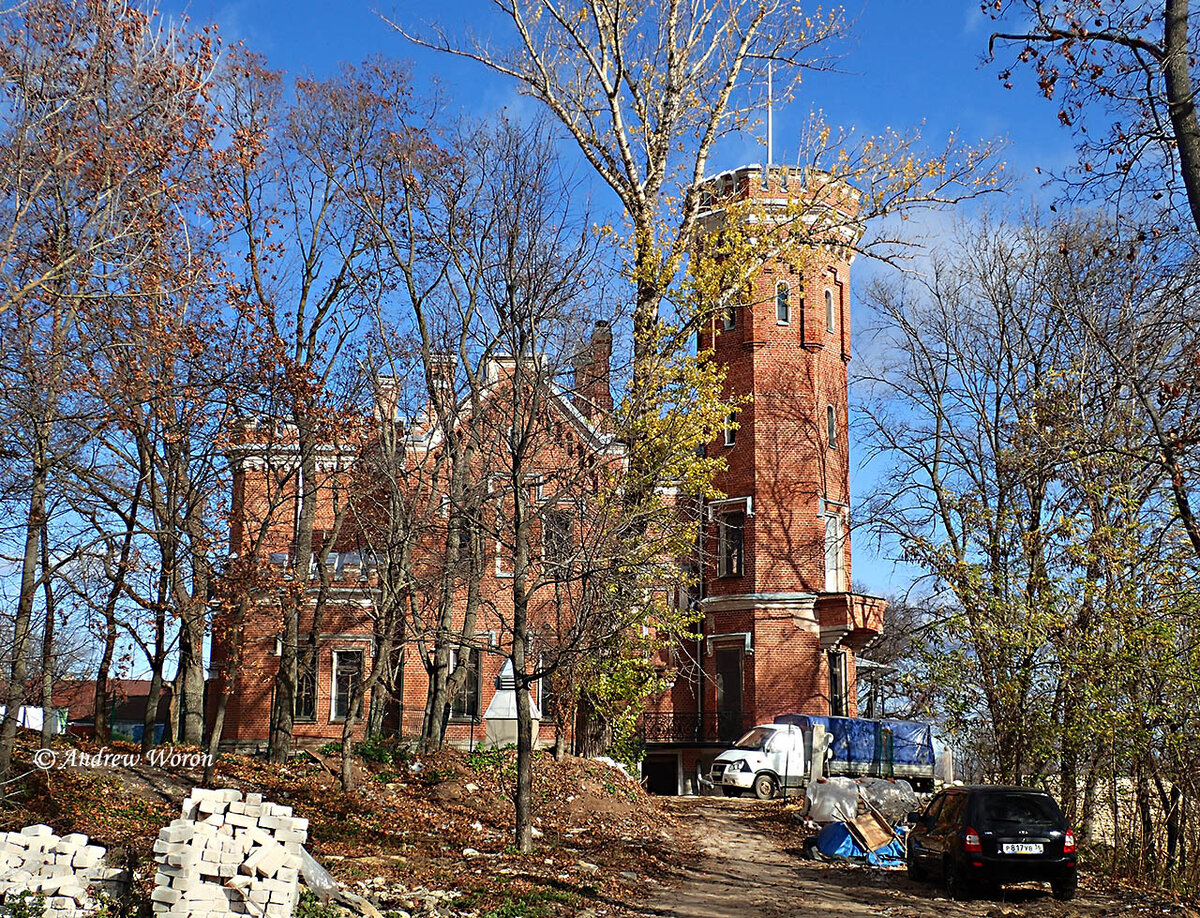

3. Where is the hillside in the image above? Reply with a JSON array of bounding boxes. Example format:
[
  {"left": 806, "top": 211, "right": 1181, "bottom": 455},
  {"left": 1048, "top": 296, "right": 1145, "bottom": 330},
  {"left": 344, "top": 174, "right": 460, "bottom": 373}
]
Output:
[{"left": 0, "top": 734, "right": 692, "bottom": 917}]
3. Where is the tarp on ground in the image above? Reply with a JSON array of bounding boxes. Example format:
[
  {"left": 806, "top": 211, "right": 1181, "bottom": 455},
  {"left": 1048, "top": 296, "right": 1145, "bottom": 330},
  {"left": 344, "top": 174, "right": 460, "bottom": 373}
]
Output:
[{"left": 814, "top": 822, "right": 906, "bottom": 867}]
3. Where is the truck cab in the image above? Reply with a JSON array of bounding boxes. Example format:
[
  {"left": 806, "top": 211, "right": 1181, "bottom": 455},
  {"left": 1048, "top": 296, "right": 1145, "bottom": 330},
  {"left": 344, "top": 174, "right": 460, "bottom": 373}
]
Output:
[{"left": 709, "top": 723, "right": 807, "bottom": 799}]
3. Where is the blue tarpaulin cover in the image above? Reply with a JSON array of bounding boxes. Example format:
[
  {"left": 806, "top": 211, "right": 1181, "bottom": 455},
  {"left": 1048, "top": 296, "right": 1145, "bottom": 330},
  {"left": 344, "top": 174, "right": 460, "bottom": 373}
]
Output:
[
  {"left": 773, "top": 713, "right": 934, "bottom": 778},
  {"left": 814, "top": 823, "right": 906, "bottom": 867}
]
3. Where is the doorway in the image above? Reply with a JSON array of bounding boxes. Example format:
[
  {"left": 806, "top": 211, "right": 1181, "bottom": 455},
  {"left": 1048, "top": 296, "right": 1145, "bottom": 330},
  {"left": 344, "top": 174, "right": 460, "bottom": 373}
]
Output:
[{"left": 715, "top": 646, "right": 744, "bottom": 743}]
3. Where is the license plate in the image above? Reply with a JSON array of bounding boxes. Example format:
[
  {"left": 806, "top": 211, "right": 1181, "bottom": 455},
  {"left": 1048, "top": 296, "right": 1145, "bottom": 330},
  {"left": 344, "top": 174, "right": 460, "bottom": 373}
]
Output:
[{"left": 1001, "top": 843, "right": 1044, "bottom": 855}]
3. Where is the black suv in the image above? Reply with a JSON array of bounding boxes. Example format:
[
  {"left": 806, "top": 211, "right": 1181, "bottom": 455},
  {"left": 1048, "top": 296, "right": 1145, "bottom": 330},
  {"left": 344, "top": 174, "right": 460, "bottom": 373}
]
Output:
[{"left": 906, "top": 786, "right": 1077, "bottom": 900}]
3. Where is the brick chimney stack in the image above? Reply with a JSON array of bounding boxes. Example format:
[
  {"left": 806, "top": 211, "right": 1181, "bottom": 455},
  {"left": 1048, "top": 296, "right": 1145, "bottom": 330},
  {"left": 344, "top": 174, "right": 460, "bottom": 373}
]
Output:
[{"left": 572, "top": 321, "right": 613, "bottom": 422}]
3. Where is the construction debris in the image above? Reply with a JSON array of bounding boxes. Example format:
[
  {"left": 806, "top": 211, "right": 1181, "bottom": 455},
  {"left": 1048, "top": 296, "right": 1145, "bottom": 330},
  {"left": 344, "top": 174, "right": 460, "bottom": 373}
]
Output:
[
  {"left": 151, "top": 788, "right": 308, "bottom": 918},
  {"left": 0, "top": 825, "right": 127, "bottom": 917}
]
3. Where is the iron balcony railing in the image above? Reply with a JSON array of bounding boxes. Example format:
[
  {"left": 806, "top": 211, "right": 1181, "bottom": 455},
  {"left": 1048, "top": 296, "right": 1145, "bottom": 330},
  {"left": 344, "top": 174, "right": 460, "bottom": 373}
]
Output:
[{"left": 638, "top": 711, "right": 752, "bottom": 744}]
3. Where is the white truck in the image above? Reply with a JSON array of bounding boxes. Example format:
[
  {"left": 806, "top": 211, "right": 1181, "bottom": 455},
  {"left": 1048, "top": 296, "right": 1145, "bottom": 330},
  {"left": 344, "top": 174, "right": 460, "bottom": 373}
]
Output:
[
  {"left": 709, "top": 715, "right": 939, "bottom": 799},
  {"left": 709, "top": 723, "right": 822, "bottom": 799}
]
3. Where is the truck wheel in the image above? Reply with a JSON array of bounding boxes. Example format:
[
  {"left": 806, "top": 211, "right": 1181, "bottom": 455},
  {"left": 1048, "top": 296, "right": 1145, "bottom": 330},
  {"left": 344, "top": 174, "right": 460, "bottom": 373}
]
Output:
[{"left": 753, "top": 773, "right": 777, "bottom": 800}]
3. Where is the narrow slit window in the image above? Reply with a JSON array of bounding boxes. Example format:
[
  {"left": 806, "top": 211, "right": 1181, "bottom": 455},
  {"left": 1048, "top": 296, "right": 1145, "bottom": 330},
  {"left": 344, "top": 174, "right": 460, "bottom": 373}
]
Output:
[
  {"left": 825, "top": 289, "right": 835, "bottom": 333},
  {"left": 827, "top": 404, "right": 837, "bottom": 447},
  {"left": 724, "top": 411, "right": 738, "bottom": 447},
  {"left": 722, "top": 304, "right": 737, "bottom": 331},
  {"left": 776, "top": 282, "right": 790, "bottom": 324}
]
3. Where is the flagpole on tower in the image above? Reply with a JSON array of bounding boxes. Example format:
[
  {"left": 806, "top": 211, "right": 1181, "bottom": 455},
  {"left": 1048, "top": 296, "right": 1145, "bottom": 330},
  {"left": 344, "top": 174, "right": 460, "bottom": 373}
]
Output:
[{"left": 767, "top": 60, "right": 774, "bottom": 175}]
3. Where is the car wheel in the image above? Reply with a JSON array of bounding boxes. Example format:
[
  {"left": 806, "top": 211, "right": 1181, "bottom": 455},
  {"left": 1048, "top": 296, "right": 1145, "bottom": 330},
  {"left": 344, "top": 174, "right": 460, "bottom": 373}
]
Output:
[
  {"left": 721, "top": 786, "right": 742, "bottom": 797},
  {"left": 906, "top": 846, "right": 926, "bottom": 882},
  {"left": 753, "top": 773, "right": 777, "bottom": 800},
  {"left": 944, "top": 859, "right": 971, "bottom": 900},
  {"left": 1051, "top": 876, "right": 1077, "bottom": 901}
]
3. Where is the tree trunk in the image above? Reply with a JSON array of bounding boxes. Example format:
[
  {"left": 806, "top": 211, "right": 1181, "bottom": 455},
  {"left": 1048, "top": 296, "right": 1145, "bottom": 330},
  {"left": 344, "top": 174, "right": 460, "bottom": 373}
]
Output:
[
  {"left": 270, "top": 426, "right": 320, "bottom": 763},
  {"left": 0, "top": 459, "right": 48, "bottom": 777},
  {"left": 1162, "top": 0, "right": 1200, "bottom": 239},
  {"left": 141, "top": 599, "right": 168, "bottom": 753},
  {"left": 38, "top": 520, "right": 57, "bottom": 748},
  {"left": 177, "top": 598, "right": 207, "bottom": 746},
  {"left": 143, "top": 668, "right": 165, "bottom": 753},
  {"left": 514, "top": 655, "right": 534, "bottom": 854},
  {"left": 205, "top": 598, "right": 246, "bottom": 785},
  {"left": 1136, "top": 759, "right": 1156, "bottom": 879}
]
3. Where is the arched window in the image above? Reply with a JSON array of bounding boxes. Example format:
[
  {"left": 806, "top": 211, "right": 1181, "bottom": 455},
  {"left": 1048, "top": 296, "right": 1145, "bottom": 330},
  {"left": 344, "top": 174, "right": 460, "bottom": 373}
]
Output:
[
  {"left": 825, "top": 289, "right": 835, "bottom": 333},
  {"left": 776, "top": 282, "right": 790, "bottom": 324},
  {"left": 826, "top": 404, "right": 837, "bottom": 447}
]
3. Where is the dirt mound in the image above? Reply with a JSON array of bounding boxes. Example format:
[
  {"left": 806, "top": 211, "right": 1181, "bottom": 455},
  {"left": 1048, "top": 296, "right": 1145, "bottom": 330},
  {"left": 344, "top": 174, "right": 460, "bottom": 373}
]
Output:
[{"left": 0, "top": 732, "right": 687, "bottom": 916}]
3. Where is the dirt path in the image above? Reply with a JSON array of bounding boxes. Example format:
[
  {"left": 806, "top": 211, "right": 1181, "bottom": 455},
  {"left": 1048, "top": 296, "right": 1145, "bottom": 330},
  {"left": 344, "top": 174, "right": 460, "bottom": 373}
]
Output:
[{"left": 632, "top": 797, "right": 1194, "bottom": 918}]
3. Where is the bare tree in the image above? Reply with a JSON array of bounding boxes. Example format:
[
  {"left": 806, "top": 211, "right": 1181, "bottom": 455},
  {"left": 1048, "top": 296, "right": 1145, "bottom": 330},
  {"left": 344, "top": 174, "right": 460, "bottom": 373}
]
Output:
[
  {"left": 0, "top": 0, "right": 218, "bottom": 773},
  {"left": 220, "top": 53, "right": 410, "bottom": 762},
  {"left": 398, "top": 0, "right": 1004, "bottom": 394},
  {"left": 989, "top": 1, "right": 1200, "bottom": 241}
]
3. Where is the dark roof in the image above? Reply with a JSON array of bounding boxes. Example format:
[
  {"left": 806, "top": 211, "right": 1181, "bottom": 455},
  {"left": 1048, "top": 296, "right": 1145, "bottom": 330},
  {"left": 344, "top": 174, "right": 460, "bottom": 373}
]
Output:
[{"left": 52, "top": 679, "right": 172, "bottom": 724}]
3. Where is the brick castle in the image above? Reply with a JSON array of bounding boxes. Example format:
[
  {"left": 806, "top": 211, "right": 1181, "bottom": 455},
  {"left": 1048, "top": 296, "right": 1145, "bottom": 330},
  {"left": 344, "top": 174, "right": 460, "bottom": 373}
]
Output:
[{"left": 208, "top": 163, "right": 886, "bottom": 794}]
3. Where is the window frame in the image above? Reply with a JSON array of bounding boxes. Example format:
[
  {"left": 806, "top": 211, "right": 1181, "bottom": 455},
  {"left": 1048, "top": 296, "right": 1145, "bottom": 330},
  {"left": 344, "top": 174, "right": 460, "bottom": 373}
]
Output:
[
  {"left": 826, "top": 404, "right": 837, "bottom": 448},
  {"left": 723, "top": 410, "right": 738, "bottom": 447},
  {"left": 330, "top": 649, "right": 364, "bottom": 723},
  {"left": 294, "top": 656, "right": 317, "bottom": 723},
  {"left": 716, "top": 511, "right": 745, "bottom": 578},
  {"left": 825, "top": 288, "right": 835, "bottom": 333},
  {"left": 828, "top": 649, "right": 849, "bottom": 717},
  {"left": 823, "top": 511, "right": 845, "bottom": 592},
  {"left": 542, "top": 508, "right": 573, "bottom": 567},
  {"left": 775, "top": 281, "right": 790, "bottom": 325},
  {"left": 448, "top": 646, "right": 483, "bottom": 722},
  {"left": 722, "top": 303, "right": 737, "bottom": 331}
]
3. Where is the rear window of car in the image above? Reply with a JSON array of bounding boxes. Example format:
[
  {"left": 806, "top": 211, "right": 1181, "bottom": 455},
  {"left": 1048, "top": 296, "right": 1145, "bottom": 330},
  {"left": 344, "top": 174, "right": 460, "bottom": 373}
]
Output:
[{"left": 976, "top": 793, "right": 1063, "bottom": 827}]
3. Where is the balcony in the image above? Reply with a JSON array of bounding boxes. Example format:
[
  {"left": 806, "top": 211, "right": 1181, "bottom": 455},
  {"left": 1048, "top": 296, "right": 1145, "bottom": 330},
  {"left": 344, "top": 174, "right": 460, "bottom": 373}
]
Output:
[
  {"left": 817, "top": 592, "right": 886, "bottom": 652},
  {"left": 638, "top": 711, "right": 754, "bottom": 745}
]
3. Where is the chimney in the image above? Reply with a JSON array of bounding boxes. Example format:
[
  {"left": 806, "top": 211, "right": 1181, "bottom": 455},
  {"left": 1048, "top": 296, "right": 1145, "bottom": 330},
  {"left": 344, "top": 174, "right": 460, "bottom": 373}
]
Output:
[
  {"left": 572, "top": 321, "right": 613, "bottom": 422},
  {"left": 427, "top": 353, "right": 457, "bottom": 406},
  {"left": 374, "top": 375, "right": 400, "bottom": 423}
]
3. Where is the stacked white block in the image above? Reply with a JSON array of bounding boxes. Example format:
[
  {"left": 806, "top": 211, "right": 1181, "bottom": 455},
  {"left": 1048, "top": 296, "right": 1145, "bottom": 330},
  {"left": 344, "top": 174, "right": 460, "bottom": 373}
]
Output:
[
  {"left": 151, "top": 789, "right": 308, "bottom": 918},
  {"left": 0, "top": 825, "right": 126, "bottom": 917}
]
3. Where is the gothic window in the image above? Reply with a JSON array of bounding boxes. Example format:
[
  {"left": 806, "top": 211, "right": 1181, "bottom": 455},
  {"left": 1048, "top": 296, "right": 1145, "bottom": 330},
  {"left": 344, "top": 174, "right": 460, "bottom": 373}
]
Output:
[
  {"left": 717, "top": 511, "right": 745, "bottom": 578},
  {"left": 776, "top": 282, "right": 790, "bottom": 324}
]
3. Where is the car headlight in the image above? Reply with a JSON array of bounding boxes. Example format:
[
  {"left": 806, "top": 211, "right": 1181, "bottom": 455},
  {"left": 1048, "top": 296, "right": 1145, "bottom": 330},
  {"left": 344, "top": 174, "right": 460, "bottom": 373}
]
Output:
[{"left": 739, "top": 761, "right": 752, "bottom": 773}]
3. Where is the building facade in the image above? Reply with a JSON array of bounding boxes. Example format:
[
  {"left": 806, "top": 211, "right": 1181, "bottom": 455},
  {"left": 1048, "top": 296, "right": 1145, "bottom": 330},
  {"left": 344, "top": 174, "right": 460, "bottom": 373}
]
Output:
[{"left": 208, "top": 163, "right": 885, "bottom": 790}]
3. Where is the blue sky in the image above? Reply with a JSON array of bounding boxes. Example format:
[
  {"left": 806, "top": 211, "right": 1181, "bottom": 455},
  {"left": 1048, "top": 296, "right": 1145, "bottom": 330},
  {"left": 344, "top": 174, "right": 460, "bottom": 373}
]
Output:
[{"left": 161, "top": 0, "right": 1083, "bottom": 596}]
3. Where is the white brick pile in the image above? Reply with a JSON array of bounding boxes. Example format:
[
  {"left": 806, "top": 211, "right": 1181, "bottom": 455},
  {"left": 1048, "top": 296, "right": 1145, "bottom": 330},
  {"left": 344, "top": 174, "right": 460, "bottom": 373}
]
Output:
[
  {"left": 0, "top": 825, "right": 125, "bottom": 917},
  {"left": 151, "top": 789, "right": 308, "bottom": 918}
]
